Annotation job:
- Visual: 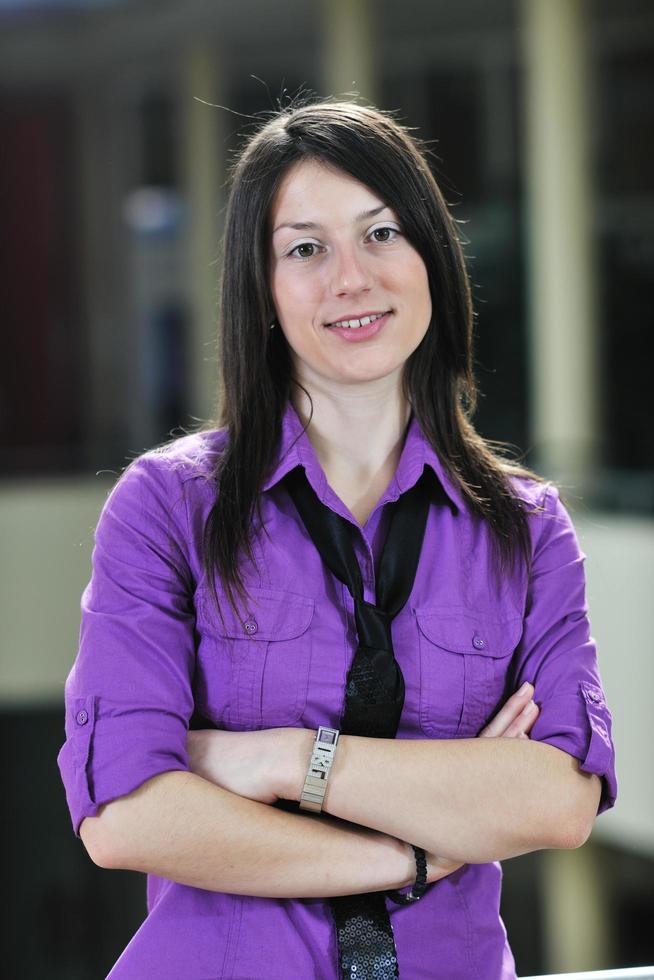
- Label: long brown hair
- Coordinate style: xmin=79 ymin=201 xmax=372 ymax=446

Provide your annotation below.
xmin=202 ymin=96 xmax=547 ymax=627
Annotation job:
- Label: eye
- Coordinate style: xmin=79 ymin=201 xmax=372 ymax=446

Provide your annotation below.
xmin=368 ymin=225 xmax=401 ymax=243
xmin=287 ymin=241 xmax=322 ymax=260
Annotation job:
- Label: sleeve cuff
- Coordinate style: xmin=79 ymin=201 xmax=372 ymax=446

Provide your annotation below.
xmin=530 ymin=682 xmax=618 ymax=817
xmin=577 ymin=681 xmax=618 ymax=815
xmin=57 ymin=694 xmax=190 ymax=836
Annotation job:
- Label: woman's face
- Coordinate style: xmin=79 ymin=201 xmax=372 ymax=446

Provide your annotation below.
xmin=268 ymin=159 xmax=432 ymax=390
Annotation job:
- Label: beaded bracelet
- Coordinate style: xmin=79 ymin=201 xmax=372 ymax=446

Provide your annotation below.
xmin=385 ymin=844 xmax=428 ymax=905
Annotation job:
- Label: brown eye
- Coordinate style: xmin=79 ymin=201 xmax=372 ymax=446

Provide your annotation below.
xmin=370 ymin=226 xmax=400 ymax=243
xmin=289 ymin=242 xmax=318 ymax=259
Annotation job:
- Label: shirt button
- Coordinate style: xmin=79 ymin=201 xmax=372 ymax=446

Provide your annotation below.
xmin=243 ymin=618 xmax=258 ymax=636
xmin=588 ymin=690 xmax=601 ymax=703
xmin=472 ymin=635 xmax=485 ymax=650
xmin=76 ymin=709 xmax=88 ymax=725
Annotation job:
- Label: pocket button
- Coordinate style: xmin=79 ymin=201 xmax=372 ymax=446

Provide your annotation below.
xmin=243 ymin=618 xmax=258 ymax=636
xmin=472 ymin=634 xmax=485 ymax=650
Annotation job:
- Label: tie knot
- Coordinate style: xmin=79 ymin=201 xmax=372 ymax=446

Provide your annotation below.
xmin=354 ymin=597 xmax=393 ymax=652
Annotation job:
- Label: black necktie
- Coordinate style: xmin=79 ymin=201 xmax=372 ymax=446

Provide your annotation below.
xmin=284 ymin=463 xmax=433 ymax=980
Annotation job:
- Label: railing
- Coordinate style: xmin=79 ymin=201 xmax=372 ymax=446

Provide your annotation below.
xmin=521 ymin=969 xmax=654 ymax=979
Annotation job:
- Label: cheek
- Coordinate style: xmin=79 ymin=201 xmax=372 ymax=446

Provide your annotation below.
xmin=411 ymin=254 xmax=430 ymax=289
xmin=273 ymin=270 xmax=320 ymax=320
xmin=423 ymin=283 xmax=433 ymax=320
xmin=387 ymin=248 xmax=430 ymax=297
xmin=412 ymin=263 xmax=432 ymax=319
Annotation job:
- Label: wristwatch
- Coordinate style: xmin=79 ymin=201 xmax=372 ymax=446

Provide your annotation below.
xmin=298 ymin=726 xmax=340 ymax=813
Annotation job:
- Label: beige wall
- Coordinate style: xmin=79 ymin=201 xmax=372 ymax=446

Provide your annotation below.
xmin=0 ymin=477 xmax=113 ymax=703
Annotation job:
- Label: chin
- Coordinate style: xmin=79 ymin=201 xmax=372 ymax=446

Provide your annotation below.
xmin=330 ymin=362 xmax=405 ymax=385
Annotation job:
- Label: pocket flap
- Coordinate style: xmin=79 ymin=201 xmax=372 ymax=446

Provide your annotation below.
xmin=415 ymin=608 xmax=523 ymax=657
xmin=196 ymin=585 xmax=314 ymax=641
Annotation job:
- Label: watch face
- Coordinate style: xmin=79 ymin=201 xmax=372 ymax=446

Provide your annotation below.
xmin=318 ymin=728 xmax=337 ymax=745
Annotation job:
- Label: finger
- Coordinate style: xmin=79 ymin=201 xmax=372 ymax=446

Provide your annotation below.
xmin=481 ymin=683 xmax=535 ymax=737
xmin=502 ymin=700 xmax=539 ymax=738
xmin=482 ymin=696 xmax=539 ymax=740
xmin=479 ymin=683 xmax=534 ymax=738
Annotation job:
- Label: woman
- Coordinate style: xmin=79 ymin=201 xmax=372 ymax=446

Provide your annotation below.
xmin=58 ymin=99 xmax=617 ymax=980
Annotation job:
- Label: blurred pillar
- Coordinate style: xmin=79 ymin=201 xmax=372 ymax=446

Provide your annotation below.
xmin=541 ymin=843 xmax=611 ymax=973
xmin=320 ymin=0 xmax=378 ymax=103
xmin=179 ymin=44 xmax=223 ymax=424
xmin=522 ymin=0 xmax=600 ymax=484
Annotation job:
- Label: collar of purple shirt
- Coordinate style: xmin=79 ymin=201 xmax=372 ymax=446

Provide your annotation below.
xmin=260 ymin=399 xmax=467 ymax=515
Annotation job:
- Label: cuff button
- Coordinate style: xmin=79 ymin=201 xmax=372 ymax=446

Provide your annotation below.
xmin=76 ymin=709 xmax=89 ymax=725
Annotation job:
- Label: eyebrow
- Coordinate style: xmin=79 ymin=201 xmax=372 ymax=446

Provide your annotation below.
xmin=272 ymin=203 xmax=391 ymax=236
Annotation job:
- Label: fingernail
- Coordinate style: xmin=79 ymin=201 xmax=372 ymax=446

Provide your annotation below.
xmin=518 ymin=682 xmax=532 ymax=696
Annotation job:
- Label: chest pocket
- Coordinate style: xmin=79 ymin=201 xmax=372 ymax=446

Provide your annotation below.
xmin=415 ymin=608 xmax=523 ymax=737
xmin=194 ymin=585 xmax=315 ymax=730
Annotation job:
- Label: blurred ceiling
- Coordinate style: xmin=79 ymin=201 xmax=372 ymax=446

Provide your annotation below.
xmin=0 ymin=0 xmax=651 ymax=89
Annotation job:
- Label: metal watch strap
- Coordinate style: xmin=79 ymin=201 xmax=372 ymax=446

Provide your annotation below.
xmin=299 ymin=726 xmax=340 ymax=813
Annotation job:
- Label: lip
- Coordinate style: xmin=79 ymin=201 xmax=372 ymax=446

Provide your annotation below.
xmin=325 ymin=310 xmax=392 ymax=342
xmin=324 ymin=309 xmax=391 ymax=327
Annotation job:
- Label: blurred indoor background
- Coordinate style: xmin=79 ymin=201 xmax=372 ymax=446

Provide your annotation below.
xmin=1 ymin=0 xmax=652 ymax=977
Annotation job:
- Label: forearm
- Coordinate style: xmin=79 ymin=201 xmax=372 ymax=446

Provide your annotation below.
xmin=80 ymin=770 xmax=419 ymax=898
xmin=307 ymin=735 xmax=595 ymax=863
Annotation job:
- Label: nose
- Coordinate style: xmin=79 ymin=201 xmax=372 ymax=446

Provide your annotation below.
xmin=330 ymin=243 xmax=373 ymax=296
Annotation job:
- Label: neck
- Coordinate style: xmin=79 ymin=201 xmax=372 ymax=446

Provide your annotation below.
xmin=291 ymin=379 xmax=412 ymax=487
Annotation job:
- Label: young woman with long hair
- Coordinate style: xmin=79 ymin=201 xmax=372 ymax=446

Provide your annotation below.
xmin=58 ymin=97 xmax=616 ymax=979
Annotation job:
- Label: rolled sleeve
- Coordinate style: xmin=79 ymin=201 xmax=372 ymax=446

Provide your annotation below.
xmin=512 ymin=484 xmax=617 ymax=816
xmin=57 ymin=454 xmax=196 ymax=836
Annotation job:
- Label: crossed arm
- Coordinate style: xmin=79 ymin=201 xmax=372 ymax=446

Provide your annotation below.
xmin=187 ymin=684 xmax=601 ymax=864
xmin=306 ymin=731 xmax=600 ymax=861
xmin=80 ymin=684 xmax=601 ymax=897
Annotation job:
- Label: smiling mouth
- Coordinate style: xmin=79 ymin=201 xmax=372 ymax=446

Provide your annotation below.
xmin=325 ymin=310 xmax=392 ymax=330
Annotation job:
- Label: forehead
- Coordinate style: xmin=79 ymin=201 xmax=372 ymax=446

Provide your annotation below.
xmin=270 ymin=159 xmax=383 ymax=223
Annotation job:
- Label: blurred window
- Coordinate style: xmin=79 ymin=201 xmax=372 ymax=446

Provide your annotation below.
xmin=595 ymin=39 xmax=654 ymax=510
xmin=0 ymin=97 xmax=84 ymax=474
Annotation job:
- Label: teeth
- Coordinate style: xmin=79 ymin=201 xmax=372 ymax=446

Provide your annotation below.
xmin=329 ymin=312 xmax=387 ymax=329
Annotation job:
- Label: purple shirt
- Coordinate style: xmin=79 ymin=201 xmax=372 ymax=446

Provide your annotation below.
xmin=58 ymin=400 xmax=617 ymax=980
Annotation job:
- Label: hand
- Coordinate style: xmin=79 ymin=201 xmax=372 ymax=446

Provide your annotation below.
xmin=477 ymin=681 xmax=539 ymax=740
xmin=187 ymin=727 xmax=307 ymax=806
xmin=424 ymin=682 xmax=540 ymax=883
